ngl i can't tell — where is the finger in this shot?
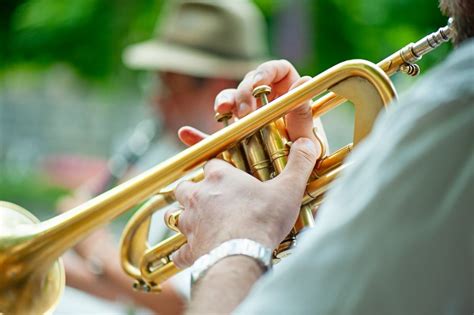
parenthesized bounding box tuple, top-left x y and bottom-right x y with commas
(251, 60, 301, 99)
(275, 138, 319, 193)
(203, 158, 233, 181)
(285, 76, 318, 143)
(214, 89, 237, 115)
(174, 180, 198, 208)
(171, 243, 194, 269)
(235, 70, 258, 117)
(178, 126, 209, 147)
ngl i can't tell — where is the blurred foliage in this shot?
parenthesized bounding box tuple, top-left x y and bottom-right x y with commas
(1, 0, 162, 82)
(1, 0, 451, 82)
(252, 0, 450, 74)
(0, 171, 70, 220)
(306, 0, 450, 74)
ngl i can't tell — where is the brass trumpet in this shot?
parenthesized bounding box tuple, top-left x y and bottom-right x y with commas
(0, 21, 453, 314)
(119, 20, 454, 292)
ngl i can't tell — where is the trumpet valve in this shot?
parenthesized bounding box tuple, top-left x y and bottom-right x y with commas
(215, 112, 233, 126)
(252, 85, 271, 105)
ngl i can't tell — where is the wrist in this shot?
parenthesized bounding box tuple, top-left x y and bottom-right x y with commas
(226, 227, 278, 250)
(191, 238, 272, 284)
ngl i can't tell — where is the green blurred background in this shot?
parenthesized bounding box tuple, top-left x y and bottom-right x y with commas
(0, 0, 451, 220)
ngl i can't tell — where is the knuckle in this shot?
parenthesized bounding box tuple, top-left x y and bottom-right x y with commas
(215, 89, 236, 106)
(243, 70, 256, 80)
(206, 166, 224, 182)
(298, 147, 316, 165)
(175, 180, 197, 207)
(293, 104, 312, 118)
(173, 243, 194, 269)
(174, 181, 187, 200)
(183, 248, 194, 267)
(172, 248, 186, 269)
(236, 87, 252, 102)
(187, 189, 200, 208)
(279, 59, 293, 69)
(259, 60, 274, 69)
(204, 159, 222, 175)
(176, 211, 190, 234)
(174, 182, 183, 199)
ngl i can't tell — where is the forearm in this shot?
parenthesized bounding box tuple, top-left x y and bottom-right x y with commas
(68, 243, 185, 314)
(63, 253, 121, 300)
(187, 256, 264, 315)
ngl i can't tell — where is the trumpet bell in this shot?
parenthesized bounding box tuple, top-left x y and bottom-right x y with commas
(0, 202, 65, 315)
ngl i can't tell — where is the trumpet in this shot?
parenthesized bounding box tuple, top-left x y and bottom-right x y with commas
(120, 20, 455, 292)
(0, 20, 453, 314)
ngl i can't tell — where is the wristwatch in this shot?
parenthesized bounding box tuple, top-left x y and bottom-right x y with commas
(190, 238, 273, 284)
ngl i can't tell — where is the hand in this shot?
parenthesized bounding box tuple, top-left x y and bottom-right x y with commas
(171, 138, 319, 268)
(178, 59, 327, 149)
(171, 60, 327, 268)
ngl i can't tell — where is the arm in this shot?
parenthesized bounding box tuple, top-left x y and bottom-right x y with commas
(62, 231, 185, 314)
(187, 257, 263, 314)
(62, 252, 120, 301)
(58, 184, 185, 314)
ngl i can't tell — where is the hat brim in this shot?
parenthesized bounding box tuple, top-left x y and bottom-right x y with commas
(123, 40, 264, 80)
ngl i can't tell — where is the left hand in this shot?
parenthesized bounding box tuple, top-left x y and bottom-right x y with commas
(170, 137, 320, 268)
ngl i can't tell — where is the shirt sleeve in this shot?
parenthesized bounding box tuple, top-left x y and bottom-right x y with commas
(233, 46, 474, 315)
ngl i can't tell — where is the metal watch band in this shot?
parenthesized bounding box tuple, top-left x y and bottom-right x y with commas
(191, 238, 273, 284)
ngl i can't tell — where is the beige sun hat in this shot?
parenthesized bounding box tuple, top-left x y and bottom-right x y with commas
(123, 0, 268, 80)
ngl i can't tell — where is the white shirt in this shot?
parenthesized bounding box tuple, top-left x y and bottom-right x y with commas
(235, 39, 474, 314)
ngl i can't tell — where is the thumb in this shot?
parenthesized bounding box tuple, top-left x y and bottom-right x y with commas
(277, 138, 319, 191)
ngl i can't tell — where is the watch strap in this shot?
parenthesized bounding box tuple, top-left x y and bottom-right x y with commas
(191, 238, 272, 284)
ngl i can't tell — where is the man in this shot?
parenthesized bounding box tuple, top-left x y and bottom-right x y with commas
(56, 1, 268, 314)
(170, 1, 473, 314)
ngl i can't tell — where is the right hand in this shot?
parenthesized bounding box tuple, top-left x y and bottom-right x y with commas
(179, 59, 327, 149)
(169, 60, 329, 268)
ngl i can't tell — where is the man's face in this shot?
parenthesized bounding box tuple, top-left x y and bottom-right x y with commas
(150, 72, 222, 135)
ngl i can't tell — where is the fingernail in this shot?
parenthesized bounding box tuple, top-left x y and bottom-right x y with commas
(238, 102, 251, 116)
